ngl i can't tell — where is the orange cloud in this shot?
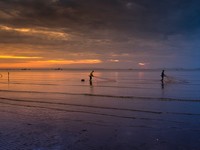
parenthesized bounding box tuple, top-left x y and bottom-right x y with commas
(0, 55, 42, 59)
(45, 59, 102, 64)
(138, 62, 146, 66)
(109, 59, 119, 62)
(0, 59, 102, 68)
(0, 25, 70, 40)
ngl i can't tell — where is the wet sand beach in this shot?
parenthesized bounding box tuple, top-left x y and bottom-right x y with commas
(0, 69, 200, 150)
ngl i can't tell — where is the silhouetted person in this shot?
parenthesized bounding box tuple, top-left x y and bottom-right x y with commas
(89, 70, 94, 81)
(161, 70, 166, 83)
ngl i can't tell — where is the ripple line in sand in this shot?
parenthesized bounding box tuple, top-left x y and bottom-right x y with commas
(0, 101, 186, 124)
(0, 97, 198, 124)
(0, 96, 162, 115)
(0, 101, 136, 120)
(0, 89, 200, 102)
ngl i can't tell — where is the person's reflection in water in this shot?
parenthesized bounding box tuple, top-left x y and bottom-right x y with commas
(161, 82, 164, 89)
(90, 80, 93, 86)
(89, 79, 94, 94)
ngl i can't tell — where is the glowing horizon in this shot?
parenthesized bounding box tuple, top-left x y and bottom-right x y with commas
(0, 59, 102, 68)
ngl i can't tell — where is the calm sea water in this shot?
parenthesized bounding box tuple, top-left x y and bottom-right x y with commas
(0, 69, 200, 99)
(0, 69, 200, 149)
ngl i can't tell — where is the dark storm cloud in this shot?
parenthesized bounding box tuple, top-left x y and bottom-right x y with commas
(2, 0, 200, 35)
(1, 0, 200, 68)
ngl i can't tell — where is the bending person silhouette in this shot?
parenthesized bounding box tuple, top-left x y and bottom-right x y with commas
(89, 70, 94, 81)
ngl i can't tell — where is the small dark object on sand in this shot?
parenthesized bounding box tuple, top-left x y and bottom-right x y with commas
(81, 79, 85, 82)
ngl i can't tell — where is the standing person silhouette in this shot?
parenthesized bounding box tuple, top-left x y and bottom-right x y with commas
(89, 70, 94, 81)
(161, 70, 166, 83)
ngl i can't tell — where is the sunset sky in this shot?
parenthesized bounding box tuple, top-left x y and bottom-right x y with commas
(0, 0, 200, 69)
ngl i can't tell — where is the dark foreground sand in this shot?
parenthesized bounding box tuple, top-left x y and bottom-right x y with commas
(1, 96, 200, 150)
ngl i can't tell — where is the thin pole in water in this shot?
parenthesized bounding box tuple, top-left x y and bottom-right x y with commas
(8, 72, 10, 82)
